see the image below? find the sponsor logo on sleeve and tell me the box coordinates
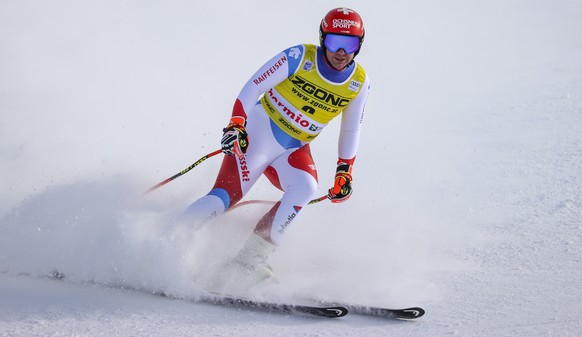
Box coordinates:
[253,55,287,85]
[288,47,302,59]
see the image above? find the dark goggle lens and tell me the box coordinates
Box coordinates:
[324,34,360,54]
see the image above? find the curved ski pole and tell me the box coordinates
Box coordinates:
[228,194,329,212]
[143,149,222,195]
[308,195,329,205]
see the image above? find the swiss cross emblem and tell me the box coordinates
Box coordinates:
[337,8,354,15]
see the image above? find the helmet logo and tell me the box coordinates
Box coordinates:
[336,8,354,15]
[332,18,361,29]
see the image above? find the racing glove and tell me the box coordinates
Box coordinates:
[328,162,353,203]
[221,122,249,158]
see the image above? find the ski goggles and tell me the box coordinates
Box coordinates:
[323,34,361,54]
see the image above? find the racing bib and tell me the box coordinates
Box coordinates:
[261,44,366,142]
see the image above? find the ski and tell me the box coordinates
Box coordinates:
[43,271,421,319]
[311,299,425,320]
[196,293,348,318]
[197,293,423,320]
[343,304,424,320]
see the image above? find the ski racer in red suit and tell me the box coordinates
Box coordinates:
[184,8,370,283]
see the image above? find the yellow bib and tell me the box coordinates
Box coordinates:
[261,44,366,142]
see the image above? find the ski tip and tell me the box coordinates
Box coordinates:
[323,306,348,318]
[396,307,425,319]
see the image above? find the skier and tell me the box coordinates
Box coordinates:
[184,7,370,284]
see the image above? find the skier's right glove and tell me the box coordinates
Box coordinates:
[327,162,353,203]
[221,122,249,158]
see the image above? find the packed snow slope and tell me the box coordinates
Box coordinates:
[1,0,581,336]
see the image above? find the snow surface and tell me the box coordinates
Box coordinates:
[1,0,582,336]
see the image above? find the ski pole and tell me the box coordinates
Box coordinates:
[228,194,329,212]
[308,195,329,205]
[143,149,223,195]
[143,149,331,206]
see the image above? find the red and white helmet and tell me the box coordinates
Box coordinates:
[319,8,365,55]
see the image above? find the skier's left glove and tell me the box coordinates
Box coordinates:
[328,162,353,203]
[221,122,249,158]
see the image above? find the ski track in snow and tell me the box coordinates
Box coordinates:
[1,1,582,336]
